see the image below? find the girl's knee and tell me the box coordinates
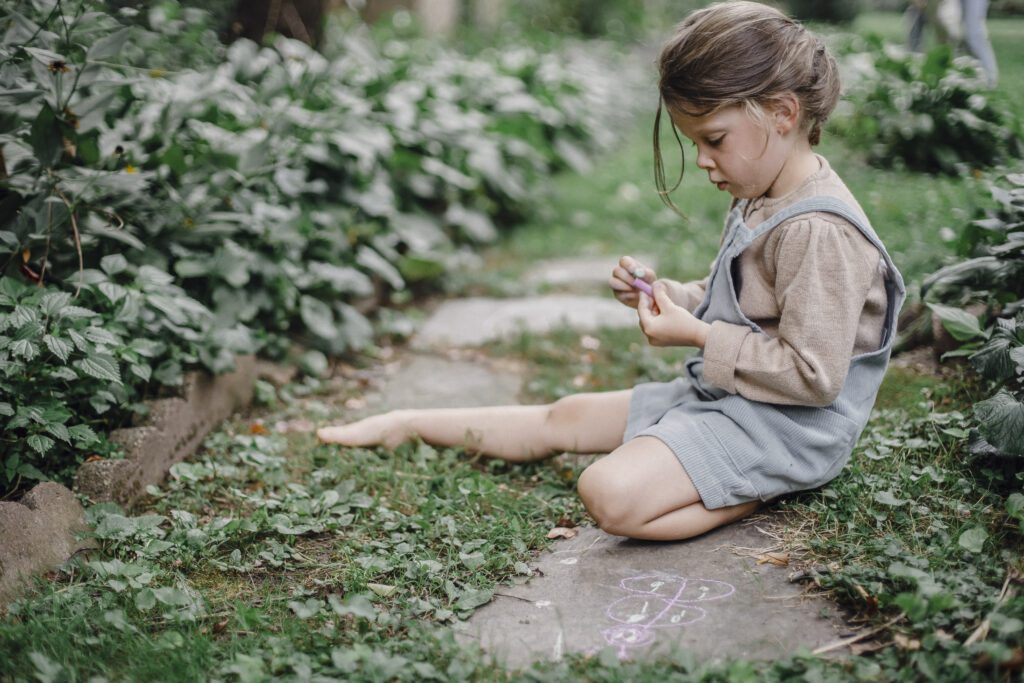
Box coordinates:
[577,461,637,536]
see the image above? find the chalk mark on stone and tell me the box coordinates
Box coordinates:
[600,573,736,659]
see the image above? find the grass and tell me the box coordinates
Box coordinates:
[3,11,1024,683]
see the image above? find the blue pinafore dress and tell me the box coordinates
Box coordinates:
[624,196,907,510]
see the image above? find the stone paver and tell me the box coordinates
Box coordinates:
[460,525,847,669]
[413,296,638,348]
[354,354,523,414]
[0,483,95,604]
[524,256,658,287]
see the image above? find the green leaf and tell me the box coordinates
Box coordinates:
[299,295,336,339]
[68,424,98,446]
[45,423,71,444]
[152,586,192,607]
[98,282,127,304]
[60,306,98,320]
[27,434,55,455]
[453,587,493,611]
[29,102,62,168]
[459,552,486,570]
[1008,493,1024,523]
[40,292,72,316]
[288,598,321,619]
[958,526,988,553]
[327,594,377,620]
[66,329,90,352]
[87,27,131,61]
[0,402,13,417]
[926,303,985,341]
[43,335,72,363]
[130,364,152,382]
[134,588,156,610]
[100,254,129,276]
[11,339,38,360]
[974,389,1024,456]
[76,356,122,385]
[874,490,907,506]
[28,651,63,683]
[84,326,121,347]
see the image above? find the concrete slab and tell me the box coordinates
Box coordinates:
[524,256,659,288]
[0,483,95,605]
[460,524,848,669]
[413,296,638,348]
[355,354,524,415]
[75,355,258,505]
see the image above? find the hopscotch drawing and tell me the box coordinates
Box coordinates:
[600,573,736,659]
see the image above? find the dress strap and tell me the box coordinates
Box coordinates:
[747,196,871,240]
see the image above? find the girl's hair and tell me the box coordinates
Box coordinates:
[654,1,841,208]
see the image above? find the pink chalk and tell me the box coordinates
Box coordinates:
[632,278,653,297]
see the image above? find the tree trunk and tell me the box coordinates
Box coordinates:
[228,0,326,48]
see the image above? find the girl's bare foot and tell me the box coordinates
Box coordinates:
[316,411,411,449]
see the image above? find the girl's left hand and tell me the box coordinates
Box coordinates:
[637,281,711,348]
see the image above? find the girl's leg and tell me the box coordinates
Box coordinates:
[577,435,759,541]
[317,390,633,463]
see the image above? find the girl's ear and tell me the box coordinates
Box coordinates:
[771,93,802,134]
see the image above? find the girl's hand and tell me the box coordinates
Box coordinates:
[637,282,711,348]
[609,255,656,309]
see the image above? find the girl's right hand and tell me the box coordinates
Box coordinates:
[609,255,656,309]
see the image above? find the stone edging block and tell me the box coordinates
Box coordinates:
[75,355,258,506]
[0,482,94,605]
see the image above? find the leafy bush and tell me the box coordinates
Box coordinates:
[0,1,639,495]
[834,37,1022,174]
[922,170,1024,458]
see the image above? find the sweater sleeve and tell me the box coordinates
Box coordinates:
[701,217,879,407]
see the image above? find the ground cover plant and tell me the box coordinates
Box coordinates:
[0,0,637,495]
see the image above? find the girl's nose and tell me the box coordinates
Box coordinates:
[695,148,714,170]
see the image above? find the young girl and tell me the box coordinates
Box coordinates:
[319,1,906,542]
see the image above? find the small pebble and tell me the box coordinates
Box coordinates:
[632,267,646,279]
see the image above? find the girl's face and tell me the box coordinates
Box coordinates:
[669,103,794,199]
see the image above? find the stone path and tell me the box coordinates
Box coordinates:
[347,256,849,667]
[457,526,846,668]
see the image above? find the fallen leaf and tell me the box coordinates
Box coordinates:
[213,618,229,634]
[367,583,396,598]
[85,454,104,463]
[344,397,367,410]
[854,583,879,612]
[249,422,267,435]
[755,552,790,567]
[546,527,578,540]
[556,516,577,529]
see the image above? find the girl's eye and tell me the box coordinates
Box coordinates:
[708,136,724,147]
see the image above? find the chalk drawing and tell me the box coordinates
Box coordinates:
[600,573,735,659]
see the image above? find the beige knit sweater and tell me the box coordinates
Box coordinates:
[664,155,888,407]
